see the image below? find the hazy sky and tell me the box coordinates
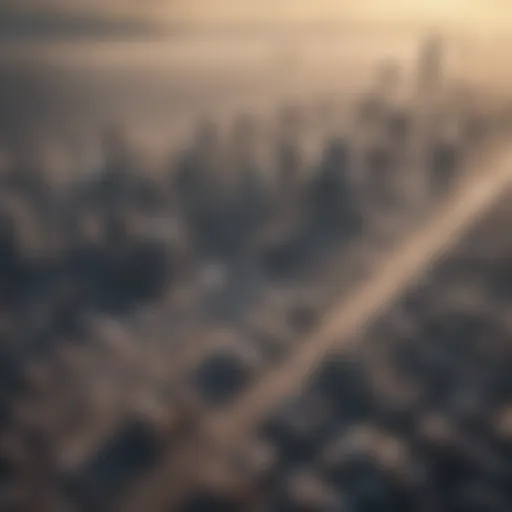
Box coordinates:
[3,0,511,29]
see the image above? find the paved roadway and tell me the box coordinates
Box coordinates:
[121,144,512,512]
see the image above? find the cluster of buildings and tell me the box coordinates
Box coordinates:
[0,34,506,511]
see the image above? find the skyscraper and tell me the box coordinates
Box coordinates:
[409,34,446,212]
[417,35,444,100]
[377,60,401,105]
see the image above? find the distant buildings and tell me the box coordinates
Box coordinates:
[417,35,444,101]
[0,31,502,512]
[394,34,448,213]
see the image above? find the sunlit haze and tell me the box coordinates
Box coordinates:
[3,0,512,32]
[163,0,508,29]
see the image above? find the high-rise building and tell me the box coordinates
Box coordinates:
[408,35,446,212]
[377,60,401,104]
[417,35,444,100]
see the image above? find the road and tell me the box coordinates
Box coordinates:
[205,151,512,443]
[120,144,512,512]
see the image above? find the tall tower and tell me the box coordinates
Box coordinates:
[409,34,445,212]
[377,60,401,105]
[417,34,444,100]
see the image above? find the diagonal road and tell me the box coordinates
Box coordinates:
[204,150,512,445]
[121,144,512,512]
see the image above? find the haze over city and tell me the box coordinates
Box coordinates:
[1,1,512,511]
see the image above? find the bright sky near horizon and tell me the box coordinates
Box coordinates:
[3,0,511,30]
